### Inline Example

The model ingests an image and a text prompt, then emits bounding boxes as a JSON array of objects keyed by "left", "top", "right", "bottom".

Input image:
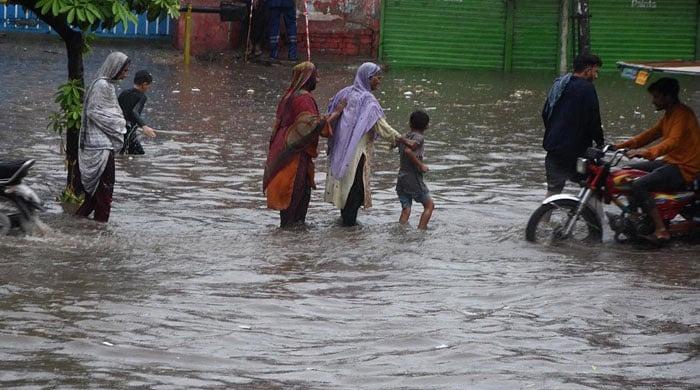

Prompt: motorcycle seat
[{"left": 0, "top": 160, "right": 35, "bottom": 185}]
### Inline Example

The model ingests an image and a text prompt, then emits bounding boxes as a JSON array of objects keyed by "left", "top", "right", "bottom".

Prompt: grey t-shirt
[{"left": 396, "top": 131, "right": 429, "bottom": 194}]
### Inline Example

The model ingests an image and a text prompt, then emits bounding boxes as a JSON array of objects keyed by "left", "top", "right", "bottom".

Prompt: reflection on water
[{"left": 1, "top": 35, "right": 699, "bottom": 389}]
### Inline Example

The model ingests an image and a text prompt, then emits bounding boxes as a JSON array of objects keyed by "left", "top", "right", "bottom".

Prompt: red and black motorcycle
[{"left": 526, "top": 146, "right": 700, "bottom": 244}]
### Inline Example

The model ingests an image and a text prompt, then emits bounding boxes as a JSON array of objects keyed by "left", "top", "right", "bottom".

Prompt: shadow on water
[{"left": 1, "top": 34, "right": 699, "bottom": 388}]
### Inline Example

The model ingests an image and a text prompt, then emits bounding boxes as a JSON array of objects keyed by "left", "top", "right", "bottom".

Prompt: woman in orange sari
[{"left": 263, "top": 62, "right": 346, "bottom": 227}]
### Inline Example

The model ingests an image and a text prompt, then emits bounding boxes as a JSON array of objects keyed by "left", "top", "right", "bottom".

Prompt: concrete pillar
[{"left": 559, "top": 0, "right": 570, "bottom": 73}]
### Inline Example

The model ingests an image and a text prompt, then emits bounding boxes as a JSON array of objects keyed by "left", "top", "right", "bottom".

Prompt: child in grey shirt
[{"left": 396, "top": 110, "right": 434, "bottom": 229}]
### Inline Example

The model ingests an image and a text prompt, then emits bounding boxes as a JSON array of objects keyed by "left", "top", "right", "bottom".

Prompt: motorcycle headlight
[{"left": 576, "top": 158, "right": 588, "bottom": 174}]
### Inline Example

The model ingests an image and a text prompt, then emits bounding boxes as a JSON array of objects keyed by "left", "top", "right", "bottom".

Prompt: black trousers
[
  {"left": 119, "top": 126, "right": 145, "bottom": 155},
  {"left": 76, "top": 152, "right": 115, "bottom": 223},
  {"left": 341, "top": 156, "right": 365, "bottom": 226},
  {"left": 545, "top": 152, "right": 577, "bottom": 193},
  {"left": 627, "top": 160, "right": 685, "bottom": 212}
]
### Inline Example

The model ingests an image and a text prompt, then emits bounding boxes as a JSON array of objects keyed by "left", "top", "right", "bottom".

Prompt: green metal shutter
[
  {"left": 512, "top": 0, "right": 561, "bottom": 70},
  {"left": 381, "top": 0, "right": 507, "bottom": 69},
  {"left": 589, "top": 0, "right": 699, "bottom": 64}
]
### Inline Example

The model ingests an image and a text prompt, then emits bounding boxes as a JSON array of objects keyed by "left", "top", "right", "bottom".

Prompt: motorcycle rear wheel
[{"left": 526, "top": 199, "right": 602, "bottom": 243}]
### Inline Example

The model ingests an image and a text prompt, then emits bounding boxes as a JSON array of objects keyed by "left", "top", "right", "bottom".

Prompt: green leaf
[
  {"left": 36, "top": 0, "right": 52, "bottom": 13},
  {"left": 76, "top": 8, "right": 85, "bottom": 22},
  {"left": 51, "top": 0, "right": 60, "bottom": 16},
  {"left": 67, "top": 8, "right": 75, "bottom": 24},
  {"left": 40, "top": 0, "right": 53, "bottom": 15},
  {"left": 86, "top": 4, "right": 101, "bottom": 20}
]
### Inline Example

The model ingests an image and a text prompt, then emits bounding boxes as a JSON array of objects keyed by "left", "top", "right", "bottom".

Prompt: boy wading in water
[
  {"left": 396, "top": 110, "right": 434, "bottom": 229},
  {"left": 118, "top": 70, "right": 157, "bottom": 154}
]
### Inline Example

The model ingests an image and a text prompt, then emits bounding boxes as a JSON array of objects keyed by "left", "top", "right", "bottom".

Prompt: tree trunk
[
  {"left": 64, "top": 31, "right": 85, "bottom": 194},
  {"left": 14, "top": 0, "right": 85, "bottom": 194}
]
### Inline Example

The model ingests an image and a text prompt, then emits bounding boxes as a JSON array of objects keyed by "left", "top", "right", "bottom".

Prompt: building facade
[{"left": 2, "top": 0, "right": 699, "bottom": 70}]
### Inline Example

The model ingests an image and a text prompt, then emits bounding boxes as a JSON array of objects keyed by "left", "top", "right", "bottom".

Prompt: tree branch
[{"left": 11, "top": 0, "right": 76, "bottom": 42}]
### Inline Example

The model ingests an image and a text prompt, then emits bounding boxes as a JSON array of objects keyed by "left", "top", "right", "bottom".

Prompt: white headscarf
[{"left": 78, "top": 52, "right": 129, "bottom": 195}]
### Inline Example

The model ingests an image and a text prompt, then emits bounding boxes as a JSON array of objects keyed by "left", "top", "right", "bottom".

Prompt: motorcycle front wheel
[{"left": 525, "top": 199, "right": 602, "bottom": 243}]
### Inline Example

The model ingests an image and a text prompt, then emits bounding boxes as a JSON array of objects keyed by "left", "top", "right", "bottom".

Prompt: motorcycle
[
  {"left": 526, "top": 146, "right": 700, "bottom": 244},
  {"left": 0, "top": 159, "right": 44, "bottom": 235}
]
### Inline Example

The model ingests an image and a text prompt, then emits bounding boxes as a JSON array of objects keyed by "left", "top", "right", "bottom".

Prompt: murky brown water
[{"left": 1, "top": 34, "right": 699, "bottom": 389}]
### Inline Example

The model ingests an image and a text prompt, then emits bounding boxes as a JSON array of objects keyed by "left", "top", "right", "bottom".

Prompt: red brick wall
[
  {"left": 298, "top": 0, "right": 380, "bottom": 57},
  {"left": 294, "top": 29, "right": 376, "bottom": 57},
  {"left": 172, "top": 0, "right": 242, "bottom": 55},
  {"left": 173, "top": 0, "right": 380, "bottom": 58}
]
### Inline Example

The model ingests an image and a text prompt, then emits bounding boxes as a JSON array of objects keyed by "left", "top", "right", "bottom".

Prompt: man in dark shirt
[
  {"left": 542, "top": 53, "right": 604, "bottom": 197},
  {"left": 118, "top": 70, "right": 157, "bottom": 154}
]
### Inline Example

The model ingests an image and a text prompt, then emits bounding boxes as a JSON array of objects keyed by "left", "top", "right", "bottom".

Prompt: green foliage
[
  {"left": 82, "top": 31, "right": 95, "bottom": 54},
  {"left": 57, "top": 186, "right": 84, "bottom": 205},
  {"left": 32, "top": 0, "right": 180, "bottom": 31},
  {"left": 48, "top": 79, "right": 83, "bottom": 136}
]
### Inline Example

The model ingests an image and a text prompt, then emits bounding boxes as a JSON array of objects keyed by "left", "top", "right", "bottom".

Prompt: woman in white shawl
[{"left": 75, "top": 52, "right": 130, "bottom": 222}]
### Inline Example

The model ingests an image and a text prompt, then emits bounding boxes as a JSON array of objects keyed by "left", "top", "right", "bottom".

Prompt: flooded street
[{"left": 1, "top": 35, "right": 699, "bottom": 389}]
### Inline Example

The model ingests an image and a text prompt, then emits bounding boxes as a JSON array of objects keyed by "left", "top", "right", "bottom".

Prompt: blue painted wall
[{"left": 1, "top": 4, "right": 172, "bottom": 38}]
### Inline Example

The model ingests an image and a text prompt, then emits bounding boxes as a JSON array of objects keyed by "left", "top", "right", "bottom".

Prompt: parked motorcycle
[
  {"left": 526, "top": 146, "right": 700, "bottom": 244},
  {"left": 0, "top": 159, "right": 44, "bottom": 235}
]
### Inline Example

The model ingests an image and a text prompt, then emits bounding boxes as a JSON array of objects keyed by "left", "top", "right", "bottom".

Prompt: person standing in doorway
[
  {"left": 267, "top": 0, "right": 298, "bottom": 62},
  {"left": 541, "top": 53, "right": 604, "bottom": 197},
  {"left": 76, "top": 52, "right": 130, "bottom": 223},
  {"left": 247, "top": 0, "right": 269, "bottom": 59}
]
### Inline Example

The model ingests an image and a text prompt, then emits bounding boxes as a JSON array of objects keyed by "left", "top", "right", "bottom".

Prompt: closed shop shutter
[
  {"left": 589, "top": 0, "right": 699, "bottom": 64},
  {"left": 381, "top": 0, "right": 507, "bottom": 69},
  {"left": 512, "top": 0, "right": 561, "bottom": 70}
]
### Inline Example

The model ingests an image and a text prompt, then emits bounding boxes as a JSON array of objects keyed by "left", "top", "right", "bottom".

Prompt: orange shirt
[{"left": 618, "top": 103, "right": 700, "bottom": 182}]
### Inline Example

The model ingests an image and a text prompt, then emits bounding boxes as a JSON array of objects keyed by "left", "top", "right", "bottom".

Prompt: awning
[{"left": 617, "top": 61, "right": 700, "bottom": 85}]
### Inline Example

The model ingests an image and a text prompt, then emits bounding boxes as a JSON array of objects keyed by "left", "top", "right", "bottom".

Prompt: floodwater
[{"left": 1, "top": 34, "right": 699, "bottom": 389}]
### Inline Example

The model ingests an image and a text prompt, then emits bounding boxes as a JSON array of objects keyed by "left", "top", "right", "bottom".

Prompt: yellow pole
[{"left": 184, "top": 4, "right": 192, "bottom": 65}]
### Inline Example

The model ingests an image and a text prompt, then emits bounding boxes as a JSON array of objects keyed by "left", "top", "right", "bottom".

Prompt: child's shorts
[{"left": 397, "top": 190, "right": 431, "bottom": 209}]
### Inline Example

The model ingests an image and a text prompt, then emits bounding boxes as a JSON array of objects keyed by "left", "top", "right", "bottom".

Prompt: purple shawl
[{"left": 326, "top": 62, "right": 385, "bottom": 179}]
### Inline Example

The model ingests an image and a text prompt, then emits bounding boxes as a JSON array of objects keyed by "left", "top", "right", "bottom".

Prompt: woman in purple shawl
[{"left": 325, "top": 62, "right": 416, "bottom": 226}]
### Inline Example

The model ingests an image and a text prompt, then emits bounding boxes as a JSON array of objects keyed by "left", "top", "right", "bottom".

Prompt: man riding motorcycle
[{"left": 614, "top": 77, "right": 700, "bottom": 241}]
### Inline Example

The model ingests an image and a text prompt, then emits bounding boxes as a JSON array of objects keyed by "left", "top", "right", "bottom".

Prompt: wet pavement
[{"left": 1, "top": 34, "right": 699, "bottom": 389}]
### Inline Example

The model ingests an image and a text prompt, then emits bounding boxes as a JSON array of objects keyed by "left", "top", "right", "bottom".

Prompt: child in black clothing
[
  {"left": 396, "top": 110, "right": 434, "bottom": 229},
  {"left": 118, "top": 70, "right": 157, "bottom": 154}
]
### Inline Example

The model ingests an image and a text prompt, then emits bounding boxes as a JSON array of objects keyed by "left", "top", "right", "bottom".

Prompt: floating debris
[
  {"left": 172, "top": 90, "right": 181, "bottom": 94},
  {"left": 191, "top": 88, "right": 201, "bottom": 92},
  {"left": 246, "top": 89, "right": 255, "bottom": 94},
  {"left": 102, "top": 341, "right": 114, "bottom": 347}
]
